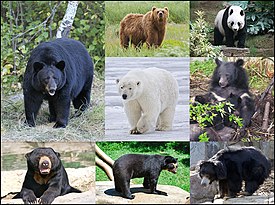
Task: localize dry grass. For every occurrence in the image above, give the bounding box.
[1,76,104,142]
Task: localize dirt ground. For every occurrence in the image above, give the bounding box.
[190,74,274,141]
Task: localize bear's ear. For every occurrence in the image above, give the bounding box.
[25,151,32,159]
[235,59,244,67]
[33,62,44,72]
[152,6,156,11]
[137,81,141,86]
[56,60,65,71]
[55,152,61,158]
[215,58,222,66]
[164,7,168,12]
[116,79,120,84]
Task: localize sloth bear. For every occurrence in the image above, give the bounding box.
[199,146,271,198]
[193,58,255,136]
[113,154,178,199]
[13,147,81,204]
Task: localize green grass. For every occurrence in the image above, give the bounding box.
[96,142,190,192]
[105,1,190,57]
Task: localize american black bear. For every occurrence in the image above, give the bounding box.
[13,147,81,204]
[23,38,94,128]
[193,58,255,135]
[112,154,178,199]
[198,146,271,198]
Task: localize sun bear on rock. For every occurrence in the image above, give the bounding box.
[120,6,169,48]
[116,68,178,134]
[23,38,94,128]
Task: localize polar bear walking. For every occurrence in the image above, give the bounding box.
[116,68,179,134]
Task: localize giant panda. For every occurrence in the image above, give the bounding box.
[214,5,246,48]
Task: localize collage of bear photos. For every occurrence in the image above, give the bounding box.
[1,1,274,204]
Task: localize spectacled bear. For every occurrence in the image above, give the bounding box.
[198,146,271,198]
[23,38,94,128]
[112,154,178,199]
[13,147,81,204]
[214,5,246,48]
[193,58,255,136]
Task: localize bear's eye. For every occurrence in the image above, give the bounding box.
[120,86,123,89]
[157,11,159,14]
[129,88,132,90]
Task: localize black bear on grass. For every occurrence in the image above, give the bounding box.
[23,38,94,128]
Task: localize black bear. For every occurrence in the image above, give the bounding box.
[214,5,246,48]
[198,146,271,198]
[112,154,178,199]
[23,38,94,128]
[13,147,81,204]
[193,58,255,135]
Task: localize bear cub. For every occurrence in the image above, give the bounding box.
[113,154,178,199]
[23,38,94,128]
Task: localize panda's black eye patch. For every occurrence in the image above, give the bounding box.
[238,22,241,27]
[240,10,244,16]
[231,22,234,27]
[230,9,233,15]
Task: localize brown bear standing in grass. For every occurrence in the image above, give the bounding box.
[120,6,169,48]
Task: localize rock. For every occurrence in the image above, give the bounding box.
[96,181,190,204]
[190,171,218,204]
[1,167,95,204]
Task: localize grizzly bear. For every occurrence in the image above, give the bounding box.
[120,6,169,48]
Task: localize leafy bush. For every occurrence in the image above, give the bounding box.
[190,10,222,57]
[1,1,105,95]
[228,1,274,35]
[190,101,243,142]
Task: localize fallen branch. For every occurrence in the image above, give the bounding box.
[95,144,114,167]
[262,102,270,131]
[95,157,114,181]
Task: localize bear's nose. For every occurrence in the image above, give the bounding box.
[159,12,163,17]
[122,94,127,100]
[41,160,49,168]
[233,28,238,31]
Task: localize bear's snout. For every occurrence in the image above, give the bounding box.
[39,156,52,175]
[122,94,127,100]
[158,11,163,18]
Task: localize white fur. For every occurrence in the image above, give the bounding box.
[211,91,226,102]
[240,92,250,99]
[215,5,245,36]
[117,67,179,134]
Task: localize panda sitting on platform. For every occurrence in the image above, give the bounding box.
[214,5,246,48]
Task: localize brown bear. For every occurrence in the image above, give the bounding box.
[120,6,169,48]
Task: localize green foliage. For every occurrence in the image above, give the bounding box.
[96,142,190,192]
[228,1,274,35]
[1,1,105,95]
[190,10,222,57]
[190,101,243,142]
[190,59,216,76]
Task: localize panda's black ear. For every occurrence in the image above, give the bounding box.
[240,10,244,16]
[215,58,222,66]
[236,59,244,67]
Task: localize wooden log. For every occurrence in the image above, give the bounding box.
[262,102,270,131]
[95,144,114,167]
[221,46,250,57]
[95,157,114,181]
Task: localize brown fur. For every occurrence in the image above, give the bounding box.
[120,6,169,48]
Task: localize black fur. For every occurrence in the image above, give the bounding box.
[112,154,178,199]
[214,6,247,48]
[199,146,271,198]
[23,38,94,128]
[13,147,81,204]
[194,58,255,135]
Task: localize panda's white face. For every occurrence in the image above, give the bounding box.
[227,6,245,32]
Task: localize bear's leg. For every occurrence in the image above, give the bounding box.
[225,31,235,47]
[149,177,167,196]
[135,112,158,134]
[143,177,150,189]
[243,180,261,196]
[237,32,246,48]
[156,106,175,131]
[121,179,135,199]
[21,187,38,204]
[120,31,130,48]
[214,27,224,46]
[24,93,44,127]
[114,180,122,193]
[146,30,158,48]
[48,101,56,122]
[157,31,165,47]
[218,180,229,198]
[73,87,91,112]
[227,179,242,197]
[52,98,71,128]
[124,101,142,134]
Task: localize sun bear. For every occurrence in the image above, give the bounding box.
[193,58,255,136]
[13,147,81,204]
[23,38,94,128]
[113,154,178,199]
[198,146,271,198]
[120,6,169,48]
[116,67,179,134]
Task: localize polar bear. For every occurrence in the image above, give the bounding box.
[116,68,179,134]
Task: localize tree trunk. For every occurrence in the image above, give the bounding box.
[56,1,79,38]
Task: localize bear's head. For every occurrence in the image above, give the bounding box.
[227,5,245,32]
[32,61,66,96]
[151,6,169,22]
[212,58,246,88]
[25,147,61,176]
[116,78,143,102]
[198,160,227,187]
[163,156,178,174]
